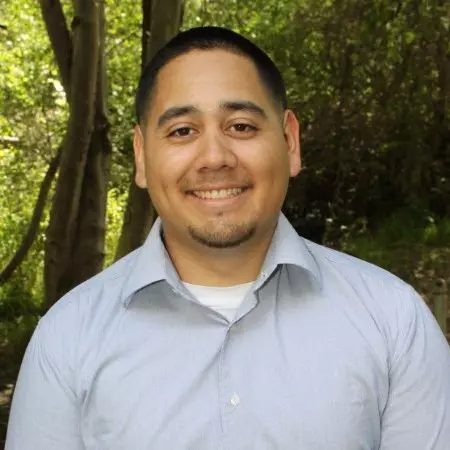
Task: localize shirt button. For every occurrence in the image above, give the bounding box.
[230,392,240,407]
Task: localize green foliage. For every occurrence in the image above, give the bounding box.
[106,0,141,192]
[0,0,67,312]
[345,206,450,249]
[0,0,449,315]
[185,0,450,242]
[104,188,128,267]
[0,4,448,438]
[0,1,67,148]
[342,208,450,291]
[0,0,141,308]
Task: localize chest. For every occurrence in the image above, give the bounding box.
[79,288,388,450]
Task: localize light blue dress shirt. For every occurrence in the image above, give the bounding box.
[6,213,450,449]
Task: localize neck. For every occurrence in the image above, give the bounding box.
[163,226,275,287]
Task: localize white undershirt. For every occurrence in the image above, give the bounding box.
[182,281,254,321]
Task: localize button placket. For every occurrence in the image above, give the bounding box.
[217,330,230,433]
[217,326,244,450]
[218,327,243,439]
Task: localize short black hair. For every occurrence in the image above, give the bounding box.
[135,26,287,125]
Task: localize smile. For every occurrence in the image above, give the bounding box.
[191,187,246,199]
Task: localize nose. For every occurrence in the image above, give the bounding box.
[194,128,238,171]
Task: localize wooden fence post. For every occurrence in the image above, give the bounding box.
[434,278,448,335]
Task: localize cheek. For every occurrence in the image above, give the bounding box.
[146,151,190,190]
[246,141,290,181]
[248,145,291,204]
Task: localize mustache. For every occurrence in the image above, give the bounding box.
[181,175,253,191]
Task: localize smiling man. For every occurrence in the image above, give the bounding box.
[132,41,300,289]
[6,27,450,450]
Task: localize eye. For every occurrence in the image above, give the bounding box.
[168,126,195,137]
[230,123,257,133]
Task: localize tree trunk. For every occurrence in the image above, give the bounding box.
[61,1,111,294]
[115,0,184,260]
[115,182,155,260]
[44,0,103,306]
[141,0,154,72]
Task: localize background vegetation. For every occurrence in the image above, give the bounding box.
[0,0,449,443]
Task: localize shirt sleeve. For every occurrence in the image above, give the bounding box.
[5,316,84,450]
[380,286,450,449]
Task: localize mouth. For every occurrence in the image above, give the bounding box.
[189,187,248,200]
[186,185,252,202]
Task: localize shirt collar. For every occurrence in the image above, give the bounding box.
[121,213,322,306]
[257,212,322,287]
[121,217,167,306]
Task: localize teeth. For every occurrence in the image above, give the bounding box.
[193,188,244,199]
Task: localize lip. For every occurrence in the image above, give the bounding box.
[186,186,251,209]
[186,184,251,193]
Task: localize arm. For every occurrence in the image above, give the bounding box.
[5,317,84,449]
[380,287,450,449]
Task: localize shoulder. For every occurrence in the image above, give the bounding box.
[302,238,439,357]
[42,249,139,323]
[34,249,140,363]
[304,238,408,292]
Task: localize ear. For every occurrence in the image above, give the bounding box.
[283,109,301,177]
[133,125,148,189]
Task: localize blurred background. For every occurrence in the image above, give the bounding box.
[0,0,449,443]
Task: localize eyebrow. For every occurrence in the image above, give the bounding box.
[219,100,267,119]
[156,100,268,129]
[157,105,200,129]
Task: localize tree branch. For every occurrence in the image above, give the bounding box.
[0,149,62,285]
[39,0,73,96]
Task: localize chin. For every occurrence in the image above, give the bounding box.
[188,223,257,249]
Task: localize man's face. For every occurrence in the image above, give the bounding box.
[134,49,301,250]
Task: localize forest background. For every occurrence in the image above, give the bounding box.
[0,0,449,443]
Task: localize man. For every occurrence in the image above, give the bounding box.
[6,27,450,449]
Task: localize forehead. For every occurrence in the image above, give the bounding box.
[148,49,274,118]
